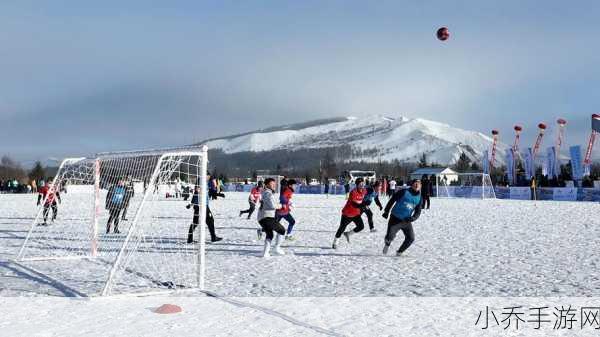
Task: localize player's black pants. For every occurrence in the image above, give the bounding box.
[421,195,430,209]
[240,201,256,218]
[384,215,414,253]
[276,213,296,235]
[188,206,217,243]
[43,202,58,222]
[362,207,375,230]
[258,217,286,241]
[121,199,131,219]
[335,215,365,238]
[106,208,122,233]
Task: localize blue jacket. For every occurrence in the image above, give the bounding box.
[384,188,422,221]
[362,186,382,208]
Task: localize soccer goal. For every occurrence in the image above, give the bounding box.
[256,175,285,193]
[435,173,496,199]
[17,146,209,296]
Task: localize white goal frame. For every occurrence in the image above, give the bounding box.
[16,146,209,297]
[435,173,496,199]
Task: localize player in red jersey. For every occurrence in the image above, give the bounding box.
[276,179,297,240]
[240,181,263,219]
[37,179,61,225]
[332,178,367,249]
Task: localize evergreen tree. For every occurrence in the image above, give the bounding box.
[454,152,471,172]
[29,161,46,181]
[418,153,428,168]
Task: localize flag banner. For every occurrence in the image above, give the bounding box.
[506,150,514,184]
[593,114,600,132]
[570,145,584,180]
[546,147,556,178]
[524,148,534,180]
[482,150,489,174]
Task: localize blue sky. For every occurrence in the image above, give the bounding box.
[1,1,599,163]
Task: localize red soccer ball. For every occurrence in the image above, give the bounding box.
[437,27,450,41]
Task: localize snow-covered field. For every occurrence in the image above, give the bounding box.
[1,192,599,336]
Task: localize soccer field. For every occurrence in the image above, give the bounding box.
[2,192,599,297]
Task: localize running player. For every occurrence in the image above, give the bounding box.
[257,178,286,257]
[276,179,297,240]
[240,181,263,219]
[362,181,383,232]
[382,179,422,256]
[332,178,367,249]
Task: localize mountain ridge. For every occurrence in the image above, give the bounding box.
[195,115,507,165]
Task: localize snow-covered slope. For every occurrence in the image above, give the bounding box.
[202,116,508,165]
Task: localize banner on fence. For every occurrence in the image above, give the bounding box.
[552,187,578,201]
[509,187,531,200]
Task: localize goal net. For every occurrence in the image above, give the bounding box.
[17,147,209,296]
[256,175,284,193]
[435,173,496,199]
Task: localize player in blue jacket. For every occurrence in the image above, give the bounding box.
[361,181,383,232]
[381,179,422,256]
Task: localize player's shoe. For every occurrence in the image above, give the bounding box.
[273,246,285,255]
[256,229,263,240]
[211,237,223,242]
[396,250,403,257]
[383,244,390,255]
[343,231,351,243]
[285,235,296,241]
[262,240,271,258]
[370,228,377,233]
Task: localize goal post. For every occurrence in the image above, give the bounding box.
[435,173,496,199]
[17,146,209,296]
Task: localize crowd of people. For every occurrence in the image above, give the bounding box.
[0,178,40,194]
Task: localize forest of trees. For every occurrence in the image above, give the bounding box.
[0,155,56,182]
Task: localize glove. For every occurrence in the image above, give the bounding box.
[382,212,389,219]
[186,204,191,209]
[378,205,383,211]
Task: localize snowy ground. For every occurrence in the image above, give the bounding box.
[1,192,600,336]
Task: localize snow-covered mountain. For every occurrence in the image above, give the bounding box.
[200,115,508,165]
